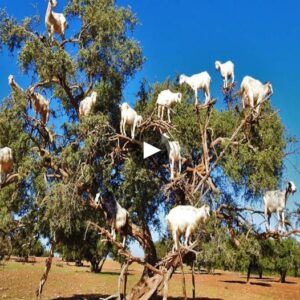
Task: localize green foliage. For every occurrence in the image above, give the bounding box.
[273,238,300,281]
[29,240,45,257]
[196,217,262,274]
[0,9,38,52]
[154,239,171,260]
[0,234,11,260]
[211,103,285,194]
[196,223,300,281]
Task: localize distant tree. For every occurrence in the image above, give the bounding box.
[30,240,46,257]
[291,240,300,277]
[0,234,11,261]
[154,238,171,261]
[56,231,111,273]
[196,216,230,274]
[251,239,273,279]
[274,238,300,283]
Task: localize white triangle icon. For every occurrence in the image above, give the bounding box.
[143,142,161,159]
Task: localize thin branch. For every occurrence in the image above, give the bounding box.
[36,238,56,299]
[87,222,163,276]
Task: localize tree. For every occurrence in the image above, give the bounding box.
[0,234,11,261]
[56,235,112,273]
[0,0,299,298]
[154,238,171,261]
[196,215,230,274]
[274,238,300,283]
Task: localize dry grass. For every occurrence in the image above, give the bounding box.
[0,257,299,300]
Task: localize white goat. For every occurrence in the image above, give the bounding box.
[45,0,68,40]
[8,75,23,93]
[120,102,143,139]
[29,88,50,125]
[79,91,98,118]
[179,72,211,105]
[0,147,13,185]
[156,89,182,123]
[240,76,273,116]
[215,60,235,89]
[166,204,210,251]
[264,181,297,231]
[161,133,181,180]
[95,192,129,247]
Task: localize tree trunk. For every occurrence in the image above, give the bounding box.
[98,255,107,273]
[293,265,298,278]
[280,269,287,283]
[128,222,157,277]
[258,268,263,279]
[246,264,251,282]
[90,258,100,273]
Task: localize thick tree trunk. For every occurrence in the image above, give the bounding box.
[258,268,263,279]
[128,222,157,271]
[90,257,101,273]
[280,270,287,283]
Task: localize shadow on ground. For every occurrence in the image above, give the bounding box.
[73,271,133,276]
[221,278,297,286]
[54,295,223,300]
[250,282,271,287]
[221,280,247,284]
[221,280,271,286]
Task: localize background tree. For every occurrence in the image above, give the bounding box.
[274,238,299,283]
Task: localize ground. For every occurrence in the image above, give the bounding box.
[0,257,299,300]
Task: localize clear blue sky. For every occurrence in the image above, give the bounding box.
[0,0,299,256]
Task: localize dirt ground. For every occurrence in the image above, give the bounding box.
[0,257,299,300]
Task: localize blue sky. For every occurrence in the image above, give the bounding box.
[0,0,299,256]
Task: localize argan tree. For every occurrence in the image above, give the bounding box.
[0,0,299,299]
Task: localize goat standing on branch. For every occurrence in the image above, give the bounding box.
[45,0,68,41]
[0,147,13,185]
[161,133,181,180]
[215,60,235,89]
[95,192,129,247]
[156,89,181,123]
[264,181,297,232]
[79,91,98,119]
[166,204,210,251]
[119,102,142,139]
[240,76,273,116]
[179,72,211,105]
[29,88,50,125]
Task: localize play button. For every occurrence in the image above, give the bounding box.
[143,142,161,159]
